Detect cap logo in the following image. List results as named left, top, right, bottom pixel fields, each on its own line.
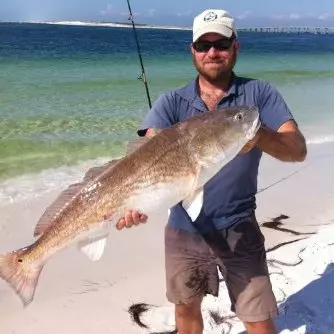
left=204, top=11, right=218, bottom=22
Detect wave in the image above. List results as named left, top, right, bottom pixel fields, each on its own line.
left=306, top=134, right=334, bottom=145
left=0, top=157, right=111, bottom=205
left=241, top=69, right=334, bottom=85
left=26, top=20, right=191, bottom=31
left=1, top=135, right=333, bottom=204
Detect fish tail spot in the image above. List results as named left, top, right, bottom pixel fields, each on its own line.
left=0, top=248, right=44, bottom=307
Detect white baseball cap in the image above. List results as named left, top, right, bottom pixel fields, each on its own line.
left=192, top=9, right=237, bottom=42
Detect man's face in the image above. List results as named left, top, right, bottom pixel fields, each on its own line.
left=191, top=32, right=240, bottom=82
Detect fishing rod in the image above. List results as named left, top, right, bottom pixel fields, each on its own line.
left=126, top=0, right=152, bottom=109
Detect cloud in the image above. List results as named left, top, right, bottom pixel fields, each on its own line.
left=317, top=13, right=333, bottom=20
left=271, top=13, right=301, bottom=21
left=148, top=8, right=156, bottom=17
left=271, top=12, right=334, bottom=22
left=236, top=11, right=252, bottom=20
left=100, top=3, right=114, bottom=16
left=176, top=9, right=192, bottom=17
left=289, top=13, right=301, bottom=20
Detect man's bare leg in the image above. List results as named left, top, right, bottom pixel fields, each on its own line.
left=175, top=297, right=203, bottom=334
left=244, top=319, right=277, bottom=334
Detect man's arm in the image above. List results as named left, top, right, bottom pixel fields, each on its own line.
left=242, top=120, right=307, bottom=162
left=256, top=120, right=307, bottom=162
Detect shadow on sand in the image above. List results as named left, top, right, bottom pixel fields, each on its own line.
left=128, top=215, right=334, bottom=334
left=238, top=263, right=334, bottom=334
left=128, top=264, right=334, bottom=334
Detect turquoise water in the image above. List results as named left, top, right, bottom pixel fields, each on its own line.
left=1, top=23, right=334, bottom=180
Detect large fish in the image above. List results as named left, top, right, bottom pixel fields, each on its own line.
left=0, top=106, right=260, bottom=306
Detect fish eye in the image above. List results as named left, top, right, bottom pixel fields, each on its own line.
left=234, top=113, right=243, bottom=121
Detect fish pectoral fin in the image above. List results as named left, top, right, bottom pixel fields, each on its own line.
left=182, top=188, right=204, bottom=222
left=78, top=235, right=108, bottom=262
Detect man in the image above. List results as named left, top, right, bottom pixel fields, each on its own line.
left=116, top=9, right=307, bottom=334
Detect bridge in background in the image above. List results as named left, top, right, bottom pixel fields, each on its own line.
left=238, top=26, right=334, bottom=34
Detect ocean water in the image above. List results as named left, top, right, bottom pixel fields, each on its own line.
left=0, top=22, right=334, bottom=200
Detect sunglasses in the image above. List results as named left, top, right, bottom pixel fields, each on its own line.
left=192, top=38, right=235, bottom=52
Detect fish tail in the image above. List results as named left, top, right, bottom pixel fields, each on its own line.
left=0, top=248, right=43, bottom=307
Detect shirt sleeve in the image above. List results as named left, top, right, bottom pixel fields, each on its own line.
left=259, top=82, right=295, bottom=131
left=137, top=92, right=176, bottom=136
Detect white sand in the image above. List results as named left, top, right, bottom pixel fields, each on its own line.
left=0, top=142, right=333, bottom=334
left=140, top=224, right=334, bottom=334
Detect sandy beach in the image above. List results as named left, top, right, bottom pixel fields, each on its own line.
left=0, top=141, right=333, bottom=334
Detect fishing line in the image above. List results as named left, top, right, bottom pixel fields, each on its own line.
left=257, top=165, right=309, bottom=194
left=126, top=0, right=152, bottom=109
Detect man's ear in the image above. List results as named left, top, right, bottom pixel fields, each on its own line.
left=234, top=40, right=241, bottom=52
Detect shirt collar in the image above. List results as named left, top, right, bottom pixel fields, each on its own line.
left=177, top=72, right=244, bottom=111
left=227, top=73, right=242, bottom=97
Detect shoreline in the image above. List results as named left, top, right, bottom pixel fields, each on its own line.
left=1, top=131, right=333, bottom=186
left=1, top=140, right=333, bottom=205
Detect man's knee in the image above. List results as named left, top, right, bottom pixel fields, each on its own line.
left=244, top=318, right=277, bottom=334
left=175, top=297, right=202, bottom=318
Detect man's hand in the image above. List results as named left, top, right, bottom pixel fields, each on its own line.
left=116, top=210, right=148, bottom=230
left=240, top=122, right=307, bottom=162
left=239, top=129, right=261, bottom=154
left=116, top=127, right=157, bottom=231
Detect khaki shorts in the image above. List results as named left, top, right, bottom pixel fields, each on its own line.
left=165, top=215, right=278, bottom=322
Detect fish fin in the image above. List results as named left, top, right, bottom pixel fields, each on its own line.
left=126, top=137, right=151, bottom=155
left=0, top=248, right=43, bottom=307
left=34, top=182, right=84, bottom=237
left=34, top=159, right=121, bottom=237
left=82, top=159, right=121, bottom=182
left=78, top=236, right=107, bottom=261
left=182, top=189, right=204, bottom=222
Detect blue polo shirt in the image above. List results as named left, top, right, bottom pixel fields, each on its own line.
left=138, top=75, right=294, bottom=232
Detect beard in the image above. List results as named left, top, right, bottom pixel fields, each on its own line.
left=192, top=50, right=237, bottom=83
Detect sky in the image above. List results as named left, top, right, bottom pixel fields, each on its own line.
left=1, top=0, right=334, bottom=27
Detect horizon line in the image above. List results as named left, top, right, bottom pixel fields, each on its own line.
left=1, top=20, right=334, bottom=30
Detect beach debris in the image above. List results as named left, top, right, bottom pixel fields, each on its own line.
left=128, top=302, right=178, bottom=334
left=0, top=106, right=260, bottom=306
left=261, top=214, right=316, bottom=236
